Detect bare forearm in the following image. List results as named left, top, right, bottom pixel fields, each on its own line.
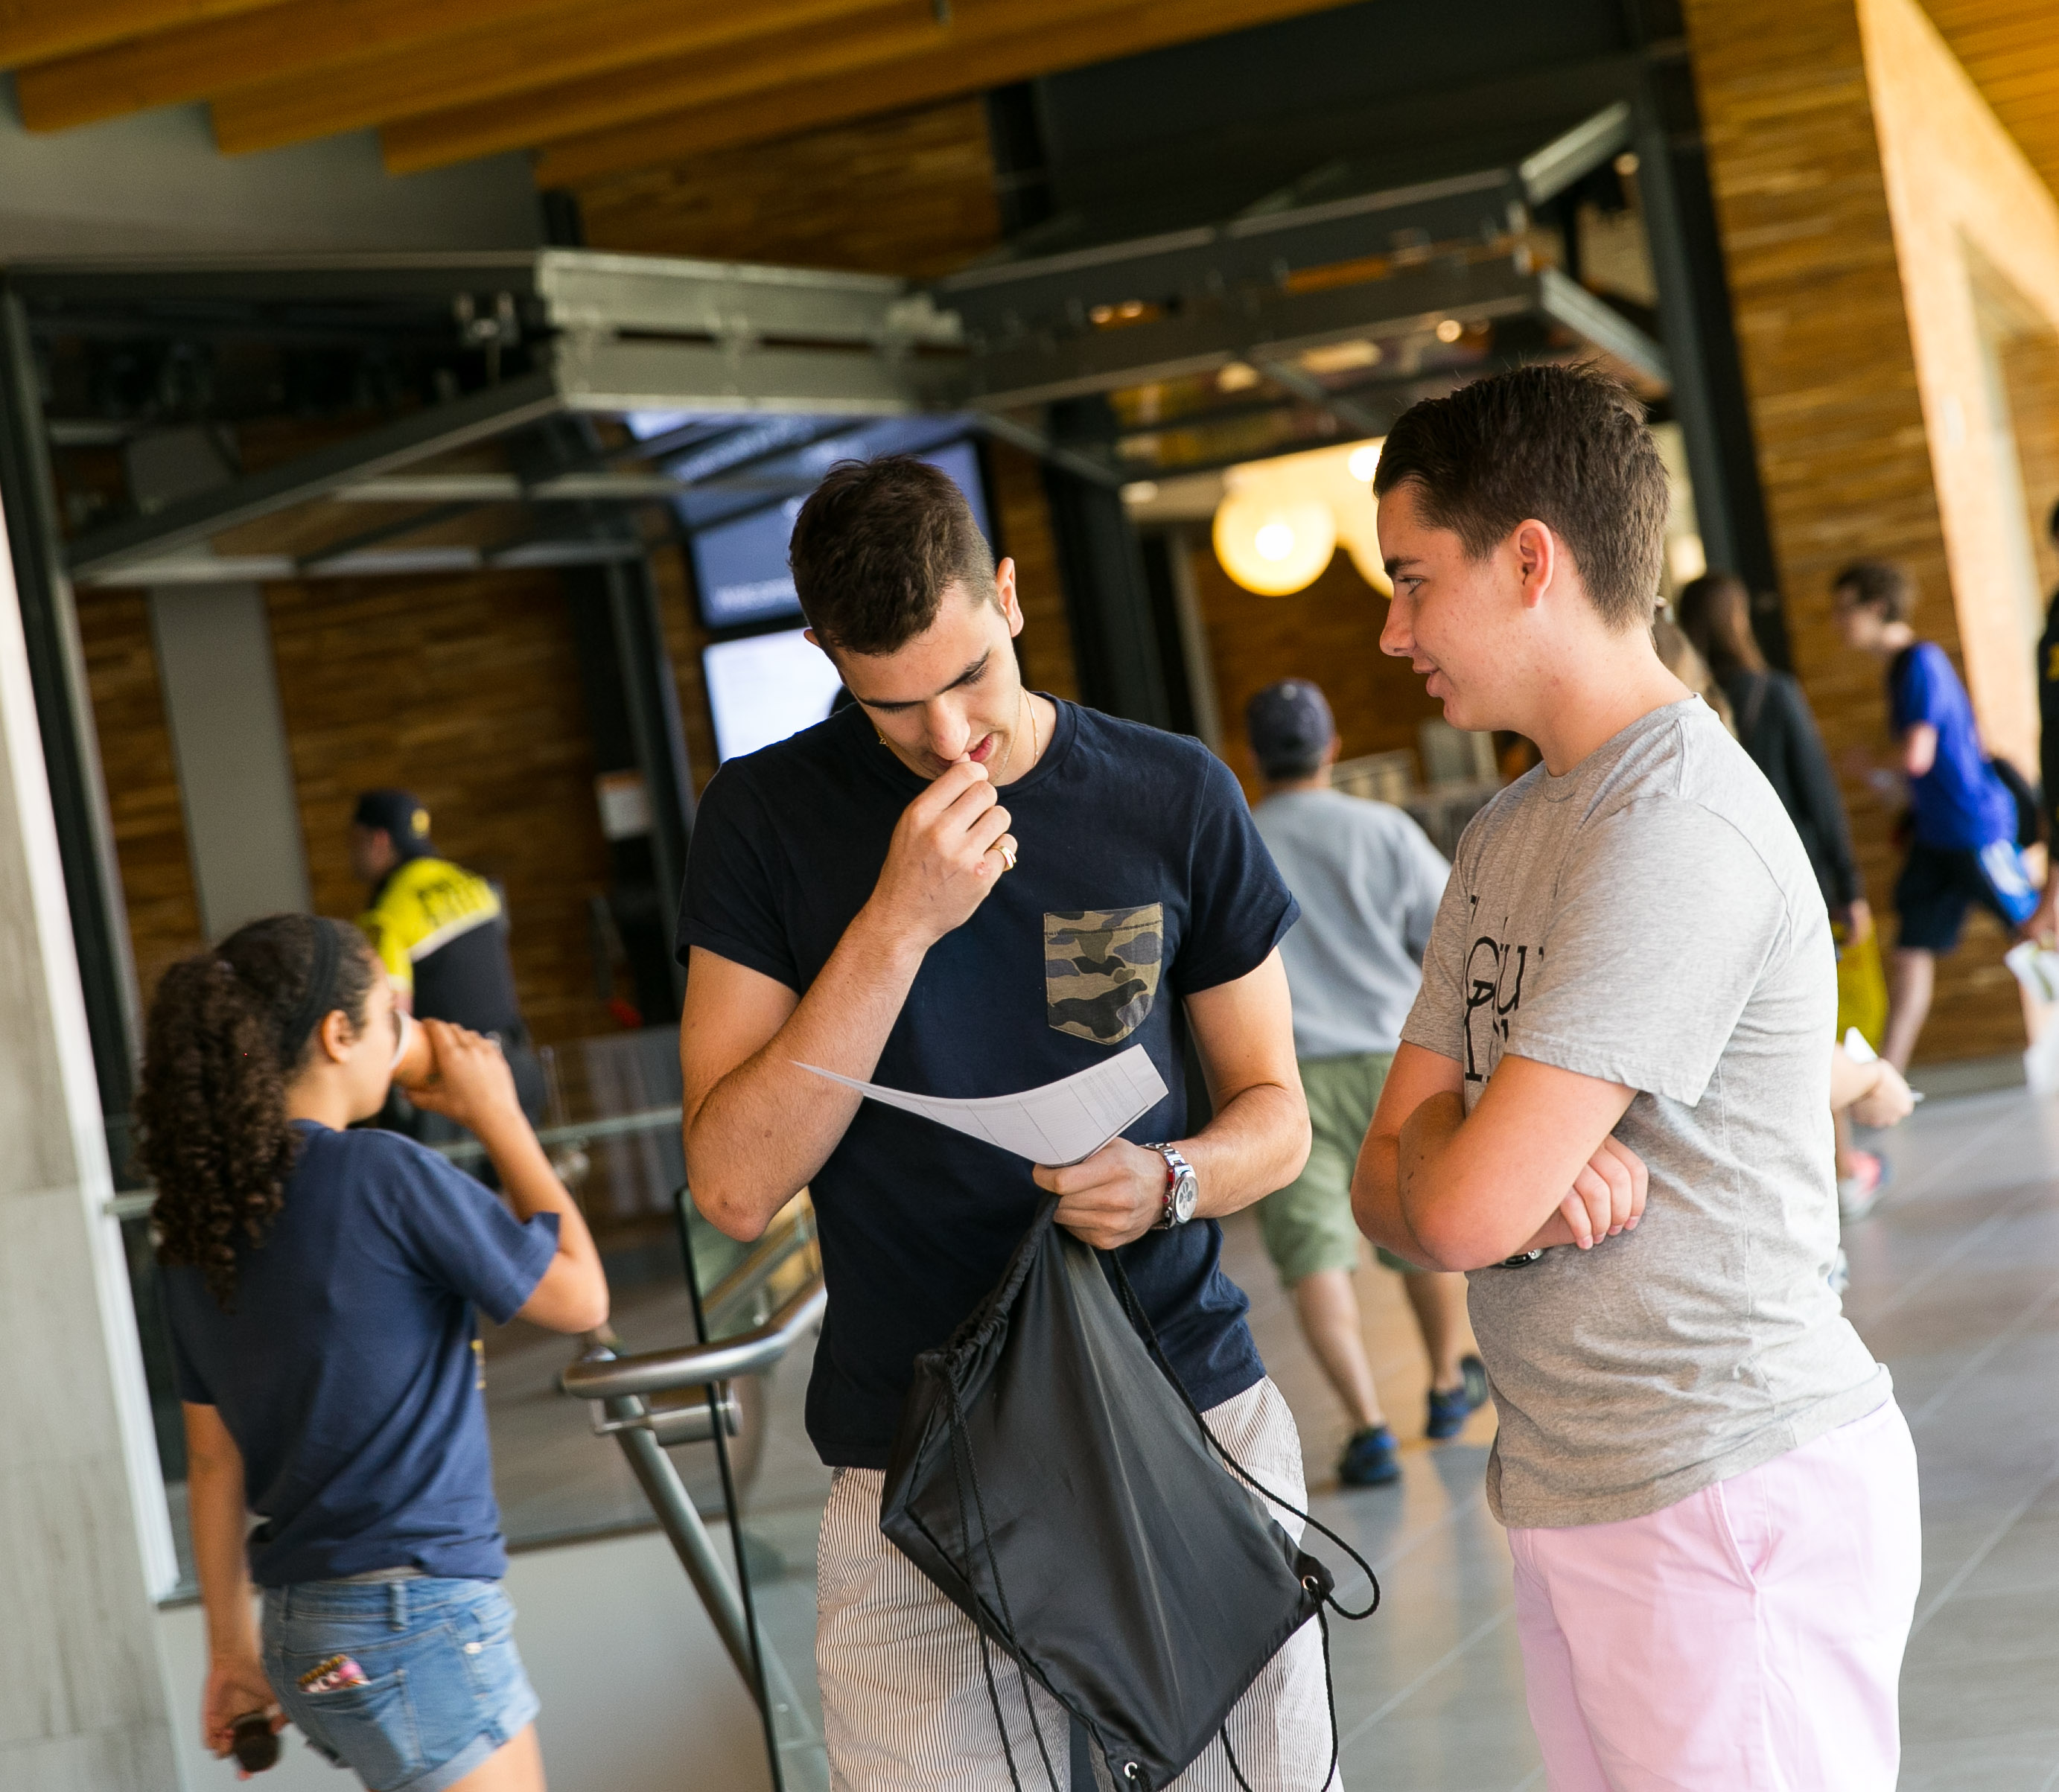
left=1184, top=1079, right=1308, bottom=1219
left=686, top=909, right=927, bottom=1237
left=1353, top=1098, right=1459, bottom=1269
left=477, top=1112, right=603, bottom=1280
left=189, top=1460, right=257, bottom=1662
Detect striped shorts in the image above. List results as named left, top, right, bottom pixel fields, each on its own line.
left=816, top=1376, right=1341, bottom=1790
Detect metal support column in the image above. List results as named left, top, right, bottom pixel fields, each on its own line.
left=1043, top=400, right=1173, bottom=730
left=0, top=290, right=141, bottom=1178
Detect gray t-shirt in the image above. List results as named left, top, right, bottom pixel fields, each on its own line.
left=1400, top=698, right=1889, bottom=1528
left=1253, top=788, right=1449, bottom=1059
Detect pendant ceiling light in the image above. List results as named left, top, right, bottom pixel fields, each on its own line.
left=1212, top=438, right=1388, bottom=598
left=1212, top=485, right=1337, bottom=596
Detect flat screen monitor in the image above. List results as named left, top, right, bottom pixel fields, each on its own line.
left=703, top=628, right=847, bottom=763
left=687, top=438, right=993, bottom=631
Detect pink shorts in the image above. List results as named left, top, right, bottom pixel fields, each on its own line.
left=1507, top=1399, right=1921, bottom=1791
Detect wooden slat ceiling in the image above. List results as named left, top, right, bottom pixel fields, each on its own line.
left=1918, top=1, right=2059, bottom=201
left=7, top=0, right=2056, bottom=207
left=0, top=0, right=1370, bottom=188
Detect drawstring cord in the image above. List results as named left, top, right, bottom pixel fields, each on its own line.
left=946, top=1375, right=1064, bottom=1791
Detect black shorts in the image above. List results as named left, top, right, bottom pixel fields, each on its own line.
left=1893, top=838, right=2039, bottom=953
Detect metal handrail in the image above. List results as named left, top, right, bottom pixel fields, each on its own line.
left=560, top=1276, right=825, bottom=1402
left=431, top=1103, right=684, bottom=1164
left=102, top=1104, right=687, bottom=1219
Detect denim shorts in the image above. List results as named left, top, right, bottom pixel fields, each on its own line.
left=261, top=1577, right=539, bottom=1792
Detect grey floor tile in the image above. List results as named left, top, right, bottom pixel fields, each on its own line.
left=1896, top=1729, right=2059, bottom=1792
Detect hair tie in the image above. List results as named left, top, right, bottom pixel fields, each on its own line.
left=279, top=918, right=343, bottom=1064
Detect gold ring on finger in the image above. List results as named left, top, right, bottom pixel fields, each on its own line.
left=999, top=842, right=1018, bottom=871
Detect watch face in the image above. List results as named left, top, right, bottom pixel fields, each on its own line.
left=1173, top=1170, right=1198, bottom=1224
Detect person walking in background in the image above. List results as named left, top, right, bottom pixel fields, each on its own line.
left=138, top=913, right=608, bottom=1792
left=352, top=788, right=548, bottom=1127
left=1245, top=678, right=1486, bottom=1488
left=1835, top=561, right=2039, bottom=1071
left=1680, top=573, right=1888, bottom=1213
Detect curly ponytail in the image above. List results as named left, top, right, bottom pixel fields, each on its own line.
left=137, top=913, right=378, bottom=1311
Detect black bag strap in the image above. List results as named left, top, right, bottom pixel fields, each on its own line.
left=1104, top=1246, right=1381, bottom=1622
left=1104, top=1246, right=1377, bottom=1792
left=942, top=1375, right=1065, bottom=1791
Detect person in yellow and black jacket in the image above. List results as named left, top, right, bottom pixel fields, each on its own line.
left=351, top=789, right=548, bottom=1127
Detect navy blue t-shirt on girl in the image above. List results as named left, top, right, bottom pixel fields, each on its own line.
left=678, top=697, right=1299, bottom=1470
left=162, top=1123, right=558, bottom=1587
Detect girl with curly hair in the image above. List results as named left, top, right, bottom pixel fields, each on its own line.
left=139, top=912, right=607, bottom=1792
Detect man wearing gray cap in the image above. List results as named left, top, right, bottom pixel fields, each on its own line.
left=1247, top=680, right=1487, bottom=1486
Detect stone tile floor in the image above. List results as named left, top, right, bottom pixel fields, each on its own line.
left=476, top=1081, right=2059, bottom=1789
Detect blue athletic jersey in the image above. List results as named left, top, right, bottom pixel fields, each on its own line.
left=679, top=698, right=1295, bottom=1469
left=164, top=1124, right=558, bottom=1586
left=1889, top=641, right=2017, bottom=849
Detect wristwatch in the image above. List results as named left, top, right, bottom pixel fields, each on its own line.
left=1145, top=1143, right=1198, bottom=1230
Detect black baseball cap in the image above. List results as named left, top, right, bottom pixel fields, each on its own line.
left=351, top=788, right=433, bottom=858
left=1245, top=679, right=1335, bottom=774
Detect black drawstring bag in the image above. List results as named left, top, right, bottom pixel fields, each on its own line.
left=880, top=1196, right=1378, bottom=1791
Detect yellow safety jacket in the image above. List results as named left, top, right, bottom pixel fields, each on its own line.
left=357, top=855, right=523, bottom=1036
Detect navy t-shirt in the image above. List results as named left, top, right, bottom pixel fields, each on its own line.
left=1889, top=640, right=2017, bottom=849
left=680, top=698, right=1297, bottom=1469
left=162, top=1123, right=558, bottom=1587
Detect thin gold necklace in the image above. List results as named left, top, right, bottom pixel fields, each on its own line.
left=994, top=688, right=1036, bottom=782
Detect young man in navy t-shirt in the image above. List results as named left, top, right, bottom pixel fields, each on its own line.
left=677, top=456, right=1328, bottom=1787
left=1836, top=558, right=2038, bottom=1069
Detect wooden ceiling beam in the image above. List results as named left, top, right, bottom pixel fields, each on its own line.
left=13, top=0, right=579, bottom=134
left=0, top=0, right=279, bottom=66
left=400, top=0, right=1359, bottom=178
left=207, top=0, right=905, bottom=155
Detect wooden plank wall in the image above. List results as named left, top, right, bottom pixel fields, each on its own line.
left=990, top=442, right=1082, bottom=704
left=264, top=570, right=619, bottom=1047
left=1681, top=0, right=2024, bottom=1063
left=74, top=594, right=205, bottom=1003
left=2005, top=332, right=2059, bottom=608
left=1190, top=545, right=1442, bottom=804
left=573, top=98, right=1002, bottom=279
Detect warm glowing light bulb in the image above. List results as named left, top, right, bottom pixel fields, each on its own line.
left=1212, top=485, right=1336, bottom=596
left=1435, top=318, right=1464, bottom=343
left=1347, top=444, right=1381, bottom=482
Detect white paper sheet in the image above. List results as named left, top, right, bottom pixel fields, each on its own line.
left=795, top=1043, right=1170, bottom=1166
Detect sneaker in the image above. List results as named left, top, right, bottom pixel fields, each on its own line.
left=1337, top=1424, right=1401, bottom=1486
left=1838, top=1150, right=1889, bottom=1222
left=1426, top=1354, right=1490, bottom=1440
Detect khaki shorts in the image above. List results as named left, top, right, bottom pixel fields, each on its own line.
left=1258, top=1050, right=1414, bottom=1284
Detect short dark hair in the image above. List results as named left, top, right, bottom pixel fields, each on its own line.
left=787, top=455, right=997, bottom=655
left=1372, top=363, right=1670, bottom=631
left=1833, top=558, right=1916, bottom=624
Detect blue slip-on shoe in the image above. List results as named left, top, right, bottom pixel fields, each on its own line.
left=1338, top=1423, right=1401, bottom=1486
left=1426, top=1354, right=1490, bottom=1441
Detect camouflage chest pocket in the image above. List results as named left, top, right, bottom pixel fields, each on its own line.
left=1044, top=905, right=1164, bottom=1044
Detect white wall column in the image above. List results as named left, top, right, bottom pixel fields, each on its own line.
left=0, top=503, right=181, bottom=1784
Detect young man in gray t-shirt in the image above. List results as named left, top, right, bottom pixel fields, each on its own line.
left=1352, top=366, right=1918, bottom=1792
